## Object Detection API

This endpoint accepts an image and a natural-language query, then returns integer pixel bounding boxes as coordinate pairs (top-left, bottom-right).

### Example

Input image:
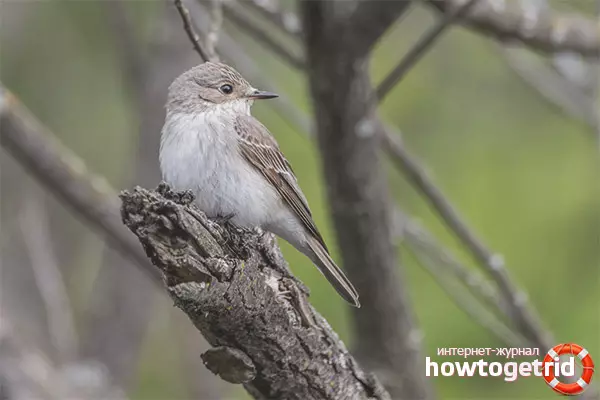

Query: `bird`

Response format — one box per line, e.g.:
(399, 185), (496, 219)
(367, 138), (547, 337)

(159, 62), (359, 307)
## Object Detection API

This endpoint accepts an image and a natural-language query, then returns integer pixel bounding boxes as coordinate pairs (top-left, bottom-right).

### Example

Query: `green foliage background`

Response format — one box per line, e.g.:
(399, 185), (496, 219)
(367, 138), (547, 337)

(1, 1), (598, 399)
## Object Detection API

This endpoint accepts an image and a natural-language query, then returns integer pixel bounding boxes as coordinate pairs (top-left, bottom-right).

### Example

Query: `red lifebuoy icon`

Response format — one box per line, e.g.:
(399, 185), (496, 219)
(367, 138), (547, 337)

(543, 343), (594, 395)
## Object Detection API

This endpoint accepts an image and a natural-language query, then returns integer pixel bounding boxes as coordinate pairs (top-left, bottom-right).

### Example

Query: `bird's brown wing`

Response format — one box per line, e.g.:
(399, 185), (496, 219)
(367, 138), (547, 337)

(234, 115), (328, 251)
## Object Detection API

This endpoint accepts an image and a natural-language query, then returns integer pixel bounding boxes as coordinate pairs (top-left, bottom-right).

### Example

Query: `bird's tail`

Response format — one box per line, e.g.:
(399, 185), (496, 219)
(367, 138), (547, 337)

(306, 237), (360, 307)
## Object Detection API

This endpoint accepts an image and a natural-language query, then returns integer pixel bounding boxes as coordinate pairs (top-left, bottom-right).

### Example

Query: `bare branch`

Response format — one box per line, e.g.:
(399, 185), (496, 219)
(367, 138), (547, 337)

(173, 0), (217, 62)
(80, 5), (211, 391)
(0, 319), (127, 400)
(205, 0), (223, 59)
(0, 85), (161, 285)
(103, 0), (147, 101)
(500, 45), (598, 130)
(404, 238), (527, 347)
(376, 0), (480, 101)
(222, 2), (305, 69)
(397, 211), (507, 319)
(120, 185), (391, 400)
(18, 194), (78, 365)
(348, 0), (414, 55)
(242, 0), (302, 36)
(426, 0), (600, 57)
(383, 129), (553, 350)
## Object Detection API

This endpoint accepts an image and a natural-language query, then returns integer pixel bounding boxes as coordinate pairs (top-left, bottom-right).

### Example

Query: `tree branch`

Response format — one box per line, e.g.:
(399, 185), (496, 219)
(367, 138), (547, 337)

(396, 210), (507, 320)
(426, 0), (599, 57)
(18, 194), (78, 365)
(205, 0), (223, 59)
(376, 0), (480, 101)
(120, 184), (390, 400)
(0, 85), (161, 285)
(500, 44), (598, 130)
(242, 0), (302, 36)
(173, 0), (218, 62)
(222, 2), (305, 69)
(348, 0), (413, 56)
(383, 129), (553, 351)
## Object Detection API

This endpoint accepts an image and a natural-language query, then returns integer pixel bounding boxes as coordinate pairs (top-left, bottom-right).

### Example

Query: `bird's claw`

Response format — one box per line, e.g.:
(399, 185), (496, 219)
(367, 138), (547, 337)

(214, 213), (235, 225)
(276, 290), (292, 301)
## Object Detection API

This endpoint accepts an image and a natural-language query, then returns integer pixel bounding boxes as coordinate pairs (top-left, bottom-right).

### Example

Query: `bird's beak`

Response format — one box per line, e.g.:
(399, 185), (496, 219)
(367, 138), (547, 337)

(247, 89), (279, 100)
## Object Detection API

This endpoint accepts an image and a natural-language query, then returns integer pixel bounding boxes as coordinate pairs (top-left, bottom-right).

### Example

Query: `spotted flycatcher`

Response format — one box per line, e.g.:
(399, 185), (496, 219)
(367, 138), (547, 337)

(159, 62), (359, 307)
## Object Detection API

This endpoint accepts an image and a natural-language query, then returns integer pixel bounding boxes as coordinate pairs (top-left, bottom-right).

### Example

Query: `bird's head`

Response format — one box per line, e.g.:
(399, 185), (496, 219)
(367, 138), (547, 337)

(166, 62), (278, 114)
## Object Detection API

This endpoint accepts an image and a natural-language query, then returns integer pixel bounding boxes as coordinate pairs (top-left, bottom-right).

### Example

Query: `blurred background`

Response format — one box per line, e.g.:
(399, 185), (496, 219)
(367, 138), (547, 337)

(1, 0), (598, 399)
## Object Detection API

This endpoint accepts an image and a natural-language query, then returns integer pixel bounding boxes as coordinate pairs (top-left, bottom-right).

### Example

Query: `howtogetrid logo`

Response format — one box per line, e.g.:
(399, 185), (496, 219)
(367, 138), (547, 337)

(427, 342), (595, 396)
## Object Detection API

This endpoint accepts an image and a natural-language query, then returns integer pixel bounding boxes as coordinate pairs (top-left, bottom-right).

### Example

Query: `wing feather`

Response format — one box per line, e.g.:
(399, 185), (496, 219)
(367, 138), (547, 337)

(234, 115), (328, 251)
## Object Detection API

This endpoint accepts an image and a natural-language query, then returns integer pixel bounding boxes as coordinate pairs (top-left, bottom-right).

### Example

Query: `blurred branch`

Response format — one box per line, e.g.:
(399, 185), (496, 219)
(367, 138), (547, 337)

(0, 85), (161, 285)
(500, 45), (598, 130)
(76, 4), (168, 391)
(0, 319), (126, 400)
(222, 2), (305, 69)
(403, 233), (527, 347)
(173, 0), (218, 62)
(426, 0), (600, 57)
(383, 129), (553, 351)
(205, 0), (223, 59)
(396, 211), (507, 319)
(348, 0), (413, 56)
(103, 0), (146, 101)
(121, 185), (391, 400)
(18, 194), (78, 365)
(242, 0), (302, 36)
(376, 0), (480, 101)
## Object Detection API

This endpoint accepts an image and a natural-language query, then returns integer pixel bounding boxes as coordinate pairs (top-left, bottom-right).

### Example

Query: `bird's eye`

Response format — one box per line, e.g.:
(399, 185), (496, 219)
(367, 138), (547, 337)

(219, 84), (233, 95)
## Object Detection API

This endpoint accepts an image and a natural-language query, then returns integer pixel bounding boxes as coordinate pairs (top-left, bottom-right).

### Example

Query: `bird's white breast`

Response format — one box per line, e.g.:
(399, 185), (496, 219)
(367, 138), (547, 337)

(159, 107), (280, 227)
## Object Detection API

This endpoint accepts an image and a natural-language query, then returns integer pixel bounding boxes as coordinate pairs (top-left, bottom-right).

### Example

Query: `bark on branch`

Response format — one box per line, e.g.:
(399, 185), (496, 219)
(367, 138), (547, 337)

(427, 0), (599, 57)
(120, 184), (390, 400)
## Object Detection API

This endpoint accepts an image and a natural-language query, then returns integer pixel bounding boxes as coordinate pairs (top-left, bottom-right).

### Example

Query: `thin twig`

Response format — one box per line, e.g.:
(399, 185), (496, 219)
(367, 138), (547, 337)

(397, 211), (508, 319)
(205, 0), (223, 59)
(242, 0), (302, 36)
(103, 0), (146, 102)
(383, 129), (552, 350)
(18, 193), (79, 364)
(404, 245), (526, 347)
(426, 0), (600, 57)
(500, 44), (598, 130)
(173, 0), (215, 62)
(376, 0), (480, 101)
(222, 2), (305, 69)
(0, 85), (161, 285)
